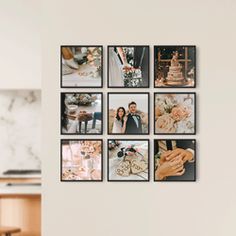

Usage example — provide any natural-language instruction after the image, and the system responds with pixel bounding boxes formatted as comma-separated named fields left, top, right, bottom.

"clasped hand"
left=156, top=148, right=193, bottom=180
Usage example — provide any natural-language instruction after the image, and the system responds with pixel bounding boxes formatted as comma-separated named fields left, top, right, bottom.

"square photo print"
left=154, top=139, right=196, bottom=181
left=61, top=46, right=103, bottom=88
left=108, top=93, right=149, bottom=135
left=61, top=93, right=103, bottom=134
left=108, top=139, right=149, bottom=181
left=61, top=139, right=103, bottom=181
left=154, top=46, right=196, bottom=88
left=108, top=46, right=149, bottom=88
left=154, top=93, right=196, bottom=134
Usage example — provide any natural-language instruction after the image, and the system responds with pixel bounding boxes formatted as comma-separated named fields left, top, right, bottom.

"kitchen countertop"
left=0, top=183, right=41, bottom=195
left=0, top=174, right=41, bottom=178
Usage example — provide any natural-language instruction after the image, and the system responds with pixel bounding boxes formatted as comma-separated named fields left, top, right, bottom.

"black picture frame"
left=60, top=45, right=103, bottom=88
left=60, top=139, right=103, bottom=182
left=153, top=139, right=196, bottom=182
left=107, top=139, right=150, bottom=182
left=154, top=92, right=196, bottom=135
left=107, top=45, right=150, bottom=88
left=154, top=45, right=196, bottom=88
left=60, top=92, right=103, bottom=135
left=107, top=92, right=150, bottom=135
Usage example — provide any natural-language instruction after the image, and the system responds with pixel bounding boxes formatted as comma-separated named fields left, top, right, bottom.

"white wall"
left=42, top=0, right=236, bottom=236
left=0, top=0, right=41, bottom=89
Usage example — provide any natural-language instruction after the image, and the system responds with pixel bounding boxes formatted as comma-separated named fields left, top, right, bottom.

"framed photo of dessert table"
left=154, top=92, right=196, bottom=135
left=61, top=45, right=103, bottom=88
left=108, top=45, right=150, bottom=88
left=60, top=92, right=103, bottom=135
left=154, top=139, right=196, bottom=182
left=107, top=139, right=150, bottom=182
left=154, top=45, right=196, bottom=88
left=60, top=139, right=103, bottom=182
left=107, top=92, right=150, bottom=135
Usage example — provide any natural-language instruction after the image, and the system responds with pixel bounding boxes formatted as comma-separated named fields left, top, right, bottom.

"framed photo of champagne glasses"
left=61, top=45, right=103, bottom=88
left=61, top=92, right=103, bottom=135
left=61, top=139, right=103, bottom=182
left=107, top=139, right=150, bottom=182
left=108, top=45, right=149, bottom=88
left=154, top=45, right=196, bottom=88
left=154, top=92, right=196, bottom=135
left=107, top=92, right=150, bottom=135
left=154, top=139, right=196, bottom=181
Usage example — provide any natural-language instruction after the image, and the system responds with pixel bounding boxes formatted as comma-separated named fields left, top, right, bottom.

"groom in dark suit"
left=133, top=46, right=149, bottom=86
left=125, top=101, right=143, bottom=134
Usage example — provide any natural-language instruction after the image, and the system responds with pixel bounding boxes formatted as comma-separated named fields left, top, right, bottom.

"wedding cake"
left=166, top=52, right=185, bottom=85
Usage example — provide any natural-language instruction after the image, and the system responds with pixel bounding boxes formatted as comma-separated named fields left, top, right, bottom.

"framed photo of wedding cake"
left=61, top=45, right=103, bottom=88
left=108, top=45, right=149, bottom=88
left=154, top=45, right=196, bottom=88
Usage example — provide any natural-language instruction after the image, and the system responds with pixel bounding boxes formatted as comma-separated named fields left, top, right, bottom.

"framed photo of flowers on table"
left=154, top=139, right=196, bottom=181
left=61, top=139, right=103, bottom=182
left=154, top=45, right=196, bottom=88
left=107, top=92, right=150, bottom=135
left=61, top=45, right=103, bottom=88
left=107, top=139, right=150, bottom=182
left=108, top=45, right=149, bottom=88
left=154, top=92, right=196, bottom=135
left=61, top=92, right=103, bottom=135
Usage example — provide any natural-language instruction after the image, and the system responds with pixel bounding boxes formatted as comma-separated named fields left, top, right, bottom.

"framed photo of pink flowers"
left=154, top=92, right=196, bottom=135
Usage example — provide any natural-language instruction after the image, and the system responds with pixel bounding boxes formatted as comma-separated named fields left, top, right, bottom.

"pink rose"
left=170, top=106, right=190, bottom=121
left=156, top=114, right=176, bottom=133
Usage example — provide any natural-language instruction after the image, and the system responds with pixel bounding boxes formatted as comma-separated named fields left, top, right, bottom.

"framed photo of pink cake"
left=154, top=45, right=196, bottom=88
left=61, top=139, right=103, bottom=182
left=154, top=92, right=196, bottom=135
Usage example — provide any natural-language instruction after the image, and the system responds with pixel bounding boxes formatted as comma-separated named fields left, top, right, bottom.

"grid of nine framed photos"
left=60, top=45, right=196, bottom=182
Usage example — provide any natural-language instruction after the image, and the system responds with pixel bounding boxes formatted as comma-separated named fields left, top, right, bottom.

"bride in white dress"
left=109, top=47, right=131, bottom=87
left=112, top=107, right=127, bottom=133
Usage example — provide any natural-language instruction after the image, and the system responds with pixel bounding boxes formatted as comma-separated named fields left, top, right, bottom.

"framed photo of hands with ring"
left=154, top=139, right=196, bottom=181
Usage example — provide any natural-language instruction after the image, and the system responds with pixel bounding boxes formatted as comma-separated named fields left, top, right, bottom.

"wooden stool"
left=0, top=226, right=21, bottom=236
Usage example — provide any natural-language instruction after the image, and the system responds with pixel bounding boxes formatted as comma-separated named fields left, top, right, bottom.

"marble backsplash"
left=0, top=90, right=41, bottom=173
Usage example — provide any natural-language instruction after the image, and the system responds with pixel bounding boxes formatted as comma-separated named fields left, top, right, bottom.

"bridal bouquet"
left=155, top=94, right=194, bottom=133
left=123, top=67, right=143, bottom=87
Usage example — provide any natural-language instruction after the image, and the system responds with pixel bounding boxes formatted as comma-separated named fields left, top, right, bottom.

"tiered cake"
left=166, top=52, right=185, bottom=85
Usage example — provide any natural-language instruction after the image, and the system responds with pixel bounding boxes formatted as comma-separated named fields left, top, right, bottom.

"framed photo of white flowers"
left=154, top=45, right=196, bottom=88
left=154, top=92, right=196, bottom=135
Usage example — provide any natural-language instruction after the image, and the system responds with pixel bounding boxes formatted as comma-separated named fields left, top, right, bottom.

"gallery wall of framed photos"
left=60, top=45, right=197, bottom=182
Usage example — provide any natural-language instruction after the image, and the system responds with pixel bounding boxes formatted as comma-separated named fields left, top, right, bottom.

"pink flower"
left=156, top=114, right=176, bottom=133
left=170, top=106, right=190, bottom=121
